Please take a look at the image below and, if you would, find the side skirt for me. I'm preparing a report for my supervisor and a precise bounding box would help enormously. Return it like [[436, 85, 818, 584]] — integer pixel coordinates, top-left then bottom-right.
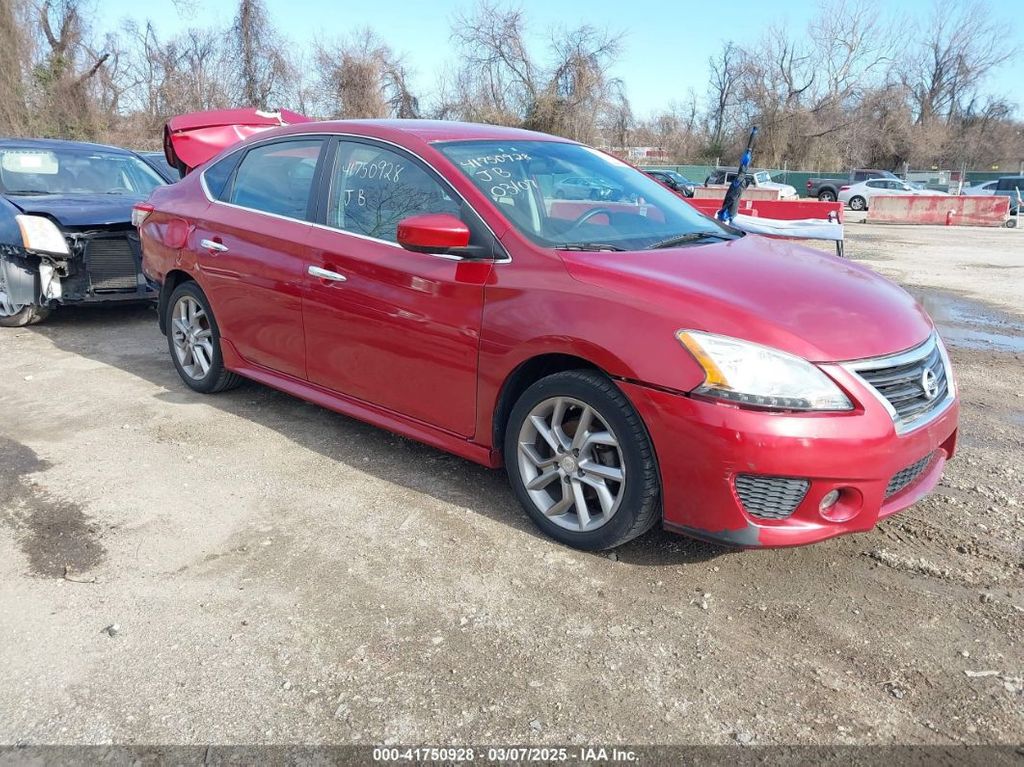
[[220, 338, 502, 469]]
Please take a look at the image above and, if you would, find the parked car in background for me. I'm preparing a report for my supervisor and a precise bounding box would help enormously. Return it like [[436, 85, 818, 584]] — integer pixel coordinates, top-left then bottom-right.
[[806, 169, 899, 202], [642, 168, 696, 197], [960, 179, 998, 195], [704, 167, 798, 199], [838, 178, 947, 211], [553, 175, 623, 200], [993, 177, 1024, 224], [139, 150, 179, 182], [138, 116, 958, 552], [992, 176, 1024, 199], [0, 138, 166, 326]]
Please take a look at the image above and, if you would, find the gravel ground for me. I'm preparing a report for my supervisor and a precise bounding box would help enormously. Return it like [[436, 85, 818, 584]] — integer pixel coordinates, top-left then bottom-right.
[[0, 223, 1021, 747]]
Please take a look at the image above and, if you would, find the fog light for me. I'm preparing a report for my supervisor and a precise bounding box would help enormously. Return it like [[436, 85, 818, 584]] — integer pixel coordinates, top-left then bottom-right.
[[818, 487, 863, 523], [820, 489, 840, 511]]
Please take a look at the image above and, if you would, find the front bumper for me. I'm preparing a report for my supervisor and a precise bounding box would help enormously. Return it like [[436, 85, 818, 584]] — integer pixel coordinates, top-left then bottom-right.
[[620, 371, 959, 548]]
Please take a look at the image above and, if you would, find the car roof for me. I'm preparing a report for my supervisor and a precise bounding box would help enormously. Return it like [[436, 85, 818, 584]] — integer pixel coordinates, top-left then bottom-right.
[[263, 119, 566, 145], [0, 137, 137, 155]]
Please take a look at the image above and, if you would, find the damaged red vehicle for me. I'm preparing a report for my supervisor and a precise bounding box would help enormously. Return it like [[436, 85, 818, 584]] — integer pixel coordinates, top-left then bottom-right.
[[137, 113, 959, 550]]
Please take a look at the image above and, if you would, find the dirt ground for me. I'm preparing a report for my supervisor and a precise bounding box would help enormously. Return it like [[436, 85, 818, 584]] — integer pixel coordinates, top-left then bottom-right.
[[0, 222, 1021, 748]]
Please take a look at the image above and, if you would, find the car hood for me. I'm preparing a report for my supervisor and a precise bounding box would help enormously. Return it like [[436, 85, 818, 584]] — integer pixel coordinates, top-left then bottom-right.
[[560, 234, 933, 362], [4, 193, 141, 228]]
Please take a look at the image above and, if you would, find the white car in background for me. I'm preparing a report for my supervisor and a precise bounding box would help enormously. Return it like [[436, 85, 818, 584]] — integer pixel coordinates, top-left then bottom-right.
[[961, 180, 998, 195], [704, 168, 798, 199], [838, 178, 948, 211]]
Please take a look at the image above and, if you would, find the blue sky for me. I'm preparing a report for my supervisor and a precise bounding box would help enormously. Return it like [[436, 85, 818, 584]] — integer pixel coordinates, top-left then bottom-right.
[[93, 0, 1021, 117]]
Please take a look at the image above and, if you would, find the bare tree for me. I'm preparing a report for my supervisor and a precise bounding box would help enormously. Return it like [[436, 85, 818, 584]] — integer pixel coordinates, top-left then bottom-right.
[[706, 41, 737, 149], [0, 0, 1019, 172], [231, 0, 289, 108], [0, 0, 31, 134], [443, 2, 624, 143], [32, 0, 115, 138], [448, 1, 538, 124], [531, 25, 622, 142], [903, 0, 1010, 125], [313, 29, 419, 119]]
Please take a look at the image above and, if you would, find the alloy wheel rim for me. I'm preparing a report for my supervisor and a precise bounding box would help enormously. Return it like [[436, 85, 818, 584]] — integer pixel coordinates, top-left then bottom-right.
[[517, 396, 626, 533], [171, 296, 214, 380]]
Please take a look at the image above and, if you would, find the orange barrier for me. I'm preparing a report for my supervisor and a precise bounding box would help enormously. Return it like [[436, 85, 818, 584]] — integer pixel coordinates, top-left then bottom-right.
[[867, 195, 1009, 226], [693, 185, 782, 201], [685, 197, 843, 223]]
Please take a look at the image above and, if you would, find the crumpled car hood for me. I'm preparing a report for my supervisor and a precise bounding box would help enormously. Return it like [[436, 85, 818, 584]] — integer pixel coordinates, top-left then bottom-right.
[[5, 193, 140, 228]]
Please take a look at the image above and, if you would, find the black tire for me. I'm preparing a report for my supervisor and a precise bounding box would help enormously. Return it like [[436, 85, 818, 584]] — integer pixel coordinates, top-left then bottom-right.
[[503, 369, 661, 551], [849, 195, 867, 211], [165, 280, 241, 394], [817, 190, 836, 202], [0, 304, 50, 327], [1005, 218, 1017, 229]]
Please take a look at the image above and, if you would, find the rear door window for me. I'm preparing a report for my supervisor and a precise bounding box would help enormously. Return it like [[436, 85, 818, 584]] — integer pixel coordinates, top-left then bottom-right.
[[227, 139, 325, 220]]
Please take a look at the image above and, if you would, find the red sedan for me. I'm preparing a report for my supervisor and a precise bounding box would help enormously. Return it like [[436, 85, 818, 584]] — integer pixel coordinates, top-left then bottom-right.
[[136, 120, 959, 550]]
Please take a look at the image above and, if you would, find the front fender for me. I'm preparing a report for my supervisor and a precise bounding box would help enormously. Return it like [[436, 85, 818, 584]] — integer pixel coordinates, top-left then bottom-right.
[[0, 247, 39, 306]]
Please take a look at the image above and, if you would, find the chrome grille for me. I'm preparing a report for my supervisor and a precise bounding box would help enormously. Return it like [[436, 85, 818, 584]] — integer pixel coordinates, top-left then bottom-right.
[[847, 334, 951, 433], [735, 475, 809, 520], [885, 452, 935, 498], [85, 236, 139, 292]]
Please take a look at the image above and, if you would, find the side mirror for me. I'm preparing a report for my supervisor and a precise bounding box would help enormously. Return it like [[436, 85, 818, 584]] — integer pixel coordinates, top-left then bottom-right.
[[396, 213, 471, 255]]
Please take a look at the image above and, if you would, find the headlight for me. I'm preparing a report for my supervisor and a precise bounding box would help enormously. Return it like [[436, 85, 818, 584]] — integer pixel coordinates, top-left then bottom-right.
[[16, 214, 69, 255], [676, 330, 853, 411]]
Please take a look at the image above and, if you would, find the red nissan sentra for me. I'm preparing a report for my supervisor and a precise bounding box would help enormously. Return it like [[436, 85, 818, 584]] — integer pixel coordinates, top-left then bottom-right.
[[136, 119, 959, 551]]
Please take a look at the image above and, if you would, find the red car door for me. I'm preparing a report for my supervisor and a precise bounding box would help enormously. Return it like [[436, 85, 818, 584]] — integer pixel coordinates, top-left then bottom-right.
[[302, 138, 494, 438], [192, 137, 326, 379]]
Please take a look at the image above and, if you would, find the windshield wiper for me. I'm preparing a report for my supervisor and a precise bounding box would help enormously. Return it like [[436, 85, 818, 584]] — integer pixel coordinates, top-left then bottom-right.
[[4, 189, 52, 196], [554, 242, 625, 252], [649, 231, 734, 249]]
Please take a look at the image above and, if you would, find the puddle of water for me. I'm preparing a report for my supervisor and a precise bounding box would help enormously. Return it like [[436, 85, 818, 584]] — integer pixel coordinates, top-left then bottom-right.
[[910, 288, 1024, 353], [0, 437, 106, 577]]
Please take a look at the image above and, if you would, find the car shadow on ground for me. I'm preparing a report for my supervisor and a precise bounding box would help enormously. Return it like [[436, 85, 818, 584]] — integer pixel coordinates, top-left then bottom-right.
[[28, 303, 731, 567]]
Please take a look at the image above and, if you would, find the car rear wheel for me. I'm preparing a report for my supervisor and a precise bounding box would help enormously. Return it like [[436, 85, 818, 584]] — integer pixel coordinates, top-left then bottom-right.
[[849, 195, 867, 211], [504, 370, 661, 550], [818, 190, 836, 202], [166, 281, 241, 393]]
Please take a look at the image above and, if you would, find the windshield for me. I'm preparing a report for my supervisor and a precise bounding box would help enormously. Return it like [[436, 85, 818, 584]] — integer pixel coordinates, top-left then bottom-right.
[[0, 147, 166, 196], [437, 141, 734, 251], [753, 171, 771, 184]]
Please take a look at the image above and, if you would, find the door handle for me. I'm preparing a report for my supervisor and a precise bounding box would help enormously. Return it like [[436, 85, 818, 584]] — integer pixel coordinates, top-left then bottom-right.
[[308, 265, 347, 282], [200, 239, 228, 253]]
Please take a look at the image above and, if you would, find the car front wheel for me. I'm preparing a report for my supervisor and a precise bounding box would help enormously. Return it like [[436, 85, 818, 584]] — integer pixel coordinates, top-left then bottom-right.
[[849, 195, 867, 211], [818, 190, 836, 202], [504, 370, 661, 550], [0, 301, 49, 327], [0, 259, 50, 327], [165, 281, 241, 393]]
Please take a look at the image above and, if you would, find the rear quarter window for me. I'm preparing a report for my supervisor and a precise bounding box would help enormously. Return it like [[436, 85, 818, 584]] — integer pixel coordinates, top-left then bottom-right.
[[203, 153, 242, 200]]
